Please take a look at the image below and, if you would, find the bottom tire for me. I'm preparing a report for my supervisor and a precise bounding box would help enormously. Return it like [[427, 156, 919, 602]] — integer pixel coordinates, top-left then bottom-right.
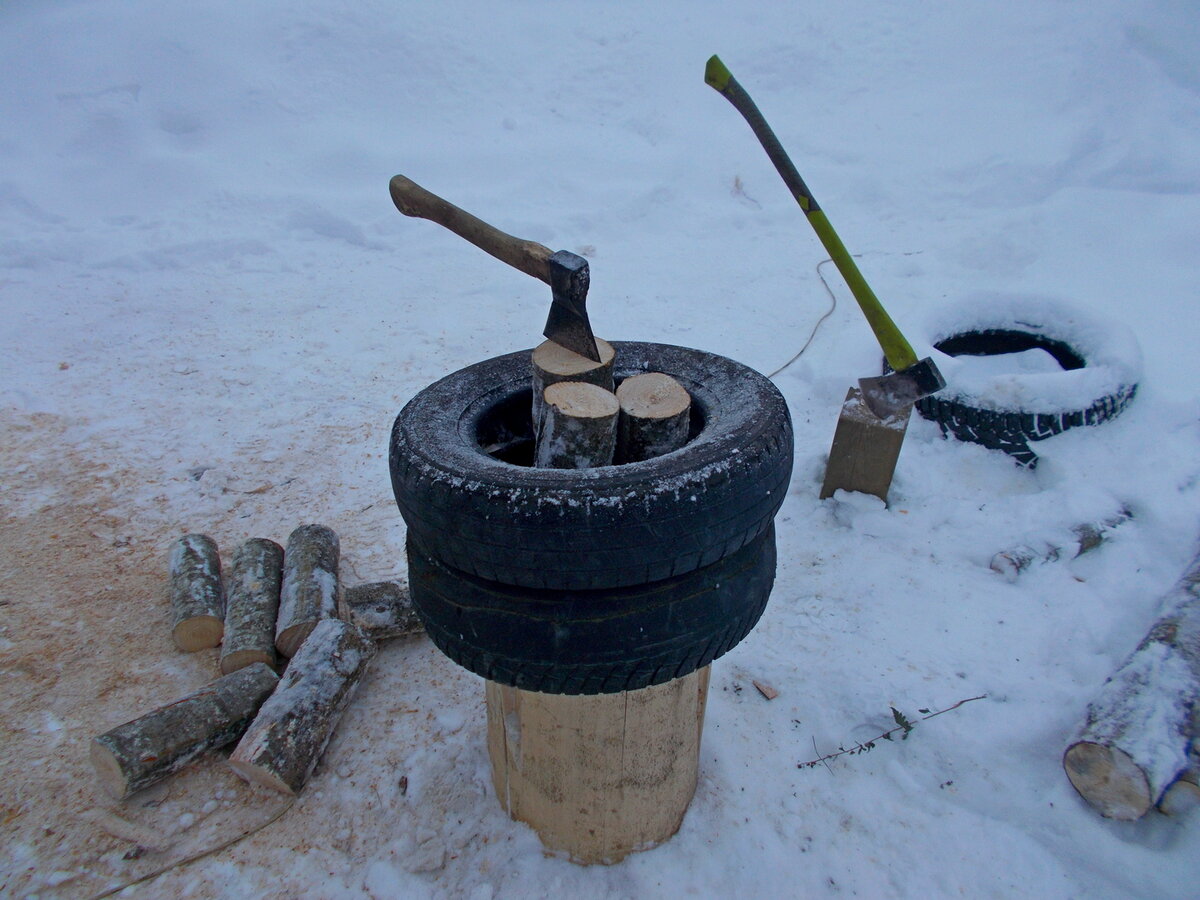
[[407, 525, 776, 695]]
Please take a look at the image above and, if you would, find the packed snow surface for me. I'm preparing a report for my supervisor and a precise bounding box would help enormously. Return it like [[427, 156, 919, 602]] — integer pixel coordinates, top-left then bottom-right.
[[2, 1, 1200, 898]]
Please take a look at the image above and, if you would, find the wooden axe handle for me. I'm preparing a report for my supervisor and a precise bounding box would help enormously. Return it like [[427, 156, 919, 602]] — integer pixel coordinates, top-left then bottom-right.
[[389, 175, 553, 284]]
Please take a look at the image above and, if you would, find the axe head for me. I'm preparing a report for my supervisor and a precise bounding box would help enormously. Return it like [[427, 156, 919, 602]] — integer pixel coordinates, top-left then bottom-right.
[[858, 357, 946, 419], [544, 250, 601, 362]]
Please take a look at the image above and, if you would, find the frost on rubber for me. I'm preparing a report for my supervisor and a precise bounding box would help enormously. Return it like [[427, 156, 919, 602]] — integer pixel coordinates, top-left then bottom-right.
[[406, 526, 777, 695], [390, 342, 793, 590], [907, 299, 1141, 467]]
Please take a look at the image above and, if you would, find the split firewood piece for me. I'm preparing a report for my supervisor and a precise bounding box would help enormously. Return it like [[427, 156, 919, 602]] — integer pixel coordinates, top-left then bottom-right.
[[535, 381, 619, 469], [990, 506, 1133, 582], [168, 534, 225, 652], [91, 663, 279, 800], [615, 372, 692, 463], [1063, 549, 1200, 820], [531, 337, 615, 435], [275, 524, 340, 659], [338, 581, 423, 642], [229, 618, 377, 795], [819, 387, 911, 505], [220, 538, 284, 675]]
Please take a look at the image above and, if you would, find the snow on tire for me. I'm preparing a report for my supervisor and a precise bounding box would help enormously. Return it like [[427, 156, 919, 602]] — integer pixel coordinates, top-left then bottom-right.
[[909, 296, 1141, 466], [389, 341, 793, 590], [406, 525, 776, 695]]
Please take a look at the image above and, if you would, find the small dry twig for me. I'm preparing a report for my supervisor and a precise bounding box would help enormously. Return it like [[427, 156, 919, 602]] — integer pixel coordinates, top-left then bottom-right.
[[799, 695, 987, 770]]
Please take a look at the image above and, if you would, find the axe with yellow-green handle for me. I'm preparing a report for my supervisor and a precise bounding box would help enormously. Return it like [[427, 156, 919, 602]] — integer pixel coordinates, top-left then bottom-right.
[[705, 54, 944, 418]]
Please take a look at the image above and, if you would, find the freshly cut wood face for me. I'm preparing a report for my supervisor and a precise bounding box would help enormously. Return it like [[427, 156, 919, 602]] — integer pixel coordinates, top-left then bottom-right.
[[543, 381, 619, 418], [532, 337, 615, 377], [616, 372, 690, 419]]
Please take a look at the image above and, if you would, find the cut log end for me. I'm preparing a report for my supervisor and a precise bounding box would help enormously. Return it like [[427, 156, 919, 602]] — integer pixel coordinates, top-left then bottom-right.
[[532, 337, 615, 378], [219, 648, 276, 676], [616, 372, 690, 420], [543, 381, 619, 419], [89, 740, 129, 801], [228, 757, 297, 796], [172, 615, 224, 652], [275, 621, 316, 660], [1064, 740, 1153, 820]]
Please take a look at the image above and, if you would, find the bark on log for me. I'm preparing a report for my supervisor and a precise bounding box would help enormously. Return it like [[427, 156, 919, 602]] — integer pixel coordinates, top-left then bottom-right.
[[990, 507, 1133, 582], [1063, 548, 1200, 820], [91, 663, 279, 800], [275, 524, 340, 658], [168, 534, 225, 652], [220, 538, 283, 675], [338, 581, 423, 642], [229, 618, 376, 795], [534, 381, 619, 469], [615, 372, 691, 463], [531, 337, 615, 434]]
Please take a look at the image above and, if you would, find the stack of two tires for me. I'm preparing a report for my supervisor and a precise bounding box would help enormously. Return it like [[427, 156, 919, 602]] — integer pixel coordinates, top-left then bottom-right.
[[389, 342, 795, 696]]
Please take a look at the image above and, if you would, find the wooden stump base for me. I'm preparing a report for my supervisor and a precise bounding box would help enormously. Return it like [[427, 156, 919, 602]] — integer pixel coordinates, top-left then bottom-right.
[[485, 667, 710, 864]]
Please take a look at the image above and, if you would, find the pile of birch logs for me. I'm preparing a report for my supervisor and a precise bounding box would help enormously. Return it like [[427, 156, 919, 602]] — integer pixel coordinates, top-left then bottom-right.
[[1063, 546, 1200, 820], [486, 339, 705, 865], [91, 525, 421, 801]]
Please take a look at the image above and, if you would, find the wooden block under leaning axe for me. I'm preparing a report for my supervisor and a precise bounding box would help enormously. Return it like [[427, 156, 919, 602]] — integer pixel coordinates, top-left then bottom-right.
[[482, 349, 704, 864], [819, 387, 912, 505]]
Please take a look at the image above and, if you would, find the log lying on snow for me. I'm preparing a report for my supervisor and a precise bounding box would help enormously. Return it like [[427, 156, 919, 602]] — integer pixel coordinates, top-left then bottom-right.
[[168, 534, 225, 651], [275, 524, 340, 659], [990, 506, 1133, 582], [230, 618, 377, 795], [535, 381, 619, 469], [1063, 549, 1200, 820], [91, 663, 279, 800], [338, 581, 422, 642], [531, 337, 615, 433], [220, 538, 284, 675], [615, 372, 691, 464]]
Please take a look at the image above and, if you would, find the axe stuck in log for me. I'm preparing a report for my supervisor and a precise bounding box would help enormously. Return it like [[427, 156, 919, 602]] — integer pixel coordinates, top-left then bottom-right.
[[389, 175, 601, 362]]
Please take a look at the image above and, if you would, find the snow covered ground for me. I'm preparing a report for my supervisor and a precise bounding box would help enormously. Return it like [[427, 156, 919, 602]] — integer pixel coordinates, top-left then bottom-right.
[[2, 1, 1199, 896]]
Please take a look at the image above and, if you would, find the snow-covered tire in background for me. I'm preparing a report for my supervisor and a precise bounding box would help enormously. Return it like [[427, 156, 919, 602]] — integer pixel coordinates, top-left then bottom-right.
[[406, 525, 776, 695], [910, 297, 1141, 467], [390, 342, 793, 590]]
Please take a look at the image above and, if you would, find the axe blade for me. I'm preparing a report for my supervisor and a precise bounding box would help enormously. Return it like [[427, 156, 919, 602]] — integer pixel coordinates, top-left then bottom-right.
[[858, 357, 946, 419], [544, 250, 601, 362]]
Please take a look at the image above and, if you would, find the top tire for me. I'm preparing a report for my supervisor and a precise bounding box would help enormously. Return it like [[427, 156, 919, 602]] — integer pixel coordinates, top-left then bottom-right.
[[390, 341, 793, 590]]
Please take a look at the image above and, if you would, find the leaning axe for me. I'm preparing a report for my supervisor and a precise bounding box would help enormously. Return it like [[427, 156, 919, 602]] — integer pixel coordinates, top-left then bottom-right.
[[704, 55, 944, 419], [389, 174, 601, 362]]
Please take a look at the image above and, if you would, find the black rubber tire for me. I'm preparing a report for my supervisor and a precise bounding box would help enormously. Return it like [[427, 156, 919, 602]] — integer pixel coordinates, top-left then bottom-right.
[[390, 341, 793, 590], [406, 524, 776, 695], [910, 308, 1140, 467]]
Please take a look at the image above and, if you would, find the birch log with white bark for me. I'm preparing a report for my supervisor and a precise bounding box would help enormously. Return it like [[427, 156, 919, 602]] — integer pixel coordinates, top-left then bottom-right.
[[229, 618, 376, 795], [534, 382, 619, 469], [531, 337, 615, 433], [91, 663, 279, 799], [168, 534, 224, 651], [275, 524, 340, 658], [1063, 548, 1200, 819], [220, 538, 283, 674], [615, 372, 691, 463]]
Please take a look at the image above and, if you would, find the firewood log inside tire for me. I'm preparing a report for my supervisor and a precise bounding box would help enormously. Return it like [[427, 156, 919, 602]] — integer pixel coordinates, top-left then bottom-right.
[[390, 342, 793, 590], [405, 524, 776, 695], [905, 296, 1141, 467]]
